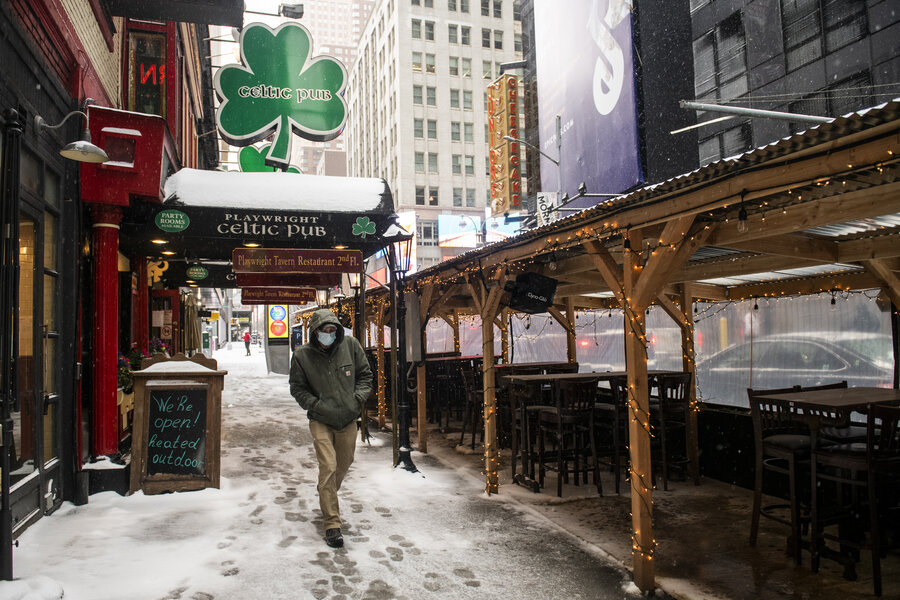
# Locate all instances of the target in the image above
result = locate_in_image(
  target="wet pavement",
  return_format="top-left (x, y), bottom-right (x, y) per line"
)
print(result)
top-left (425, 420), bottom-right (900, 600)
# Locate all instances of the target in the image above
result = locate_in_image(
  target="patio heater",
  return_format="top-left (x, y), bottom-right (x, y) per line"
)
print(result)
top-left (387, 223), bottom-right (416, 472)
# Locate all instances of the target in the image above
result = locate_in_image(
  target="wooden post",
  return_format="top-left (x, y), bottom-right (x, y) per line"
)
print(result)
top-left (416, 285), bottom-right (435, 453)
top-left (376, 302), bottom-right (387, 429)
top-left (500, 308), bottom-right (510, 364)
top-left (679, 286), bottom-right (701, 485)
top-left (451, 310), bottom-right (460, 354)
top-left (565, 296), bottom-right (577, 363)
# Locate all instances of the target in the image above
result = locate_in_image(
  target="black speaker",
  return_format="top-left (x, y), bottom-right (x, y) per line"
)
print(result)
top-left (503, 272), bottom-right (557, 314)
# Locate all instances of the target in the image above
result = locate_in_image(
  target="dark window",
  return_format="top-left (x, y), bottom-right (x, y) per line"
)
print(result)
top-left (781, 0), bottom-right (867, 72)
top-left (481, 0), bottom-right (489, 16)
top-left (482, 28), bottom-right (491, 48)
top-left (428, 187), bottom-right (439, 205)
top-left (698, 122), bottom-right (752, 165)
top-left (128, 31), bottom-right (167, 117)
top-left (787, 71), bottom-right (873, 131)
top-left (692, 12), bottom-right (747, 102)
top-left (415, 185), bottom-right (426, 205)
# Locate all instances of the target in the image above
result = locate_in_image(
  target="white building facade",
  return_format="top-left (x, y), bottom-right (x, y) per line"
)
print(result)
top-left (346, 0), bottom-right (524, 269)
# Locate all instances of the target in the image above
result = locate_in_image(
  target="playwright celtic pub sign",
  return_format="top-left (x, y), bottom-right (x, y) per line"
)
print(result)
top-left (214, 22), bottom-right (348, 169)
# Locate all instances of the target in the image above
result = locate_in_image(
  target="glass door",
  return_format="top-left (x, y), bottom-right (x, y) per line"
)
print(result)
top-left (9, 146), bottom-right (63, 534)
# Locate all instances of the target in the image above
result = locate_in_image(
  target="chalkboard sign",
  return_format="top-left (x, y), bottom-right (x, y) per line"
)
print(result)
top-left (129, 353), bottom-right (226, 495)
top-left (147, 385), bottom-right (207, 476)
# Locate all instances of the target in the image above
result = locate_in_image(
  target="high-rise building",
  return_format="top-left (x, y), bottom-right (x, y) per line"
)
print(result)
top-left (291, 0), bottom-right (375, 175)
top-left (346, 0), bottom-right (526, 269)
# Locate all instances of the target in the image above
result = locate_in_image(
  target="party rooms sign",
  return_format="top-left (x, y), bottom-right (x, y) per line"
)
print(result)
top-left (214, 22), bottom-right (348, 170)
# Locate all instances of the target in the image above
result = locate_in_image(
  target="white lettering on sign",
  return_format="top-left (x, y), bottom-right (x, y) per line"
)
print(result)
top-left (234, 86), bottom-right (333, 104)
top-left (237, 85), bottom-right (293, 99)
top-left (296, 89), bottom-right (333, 103)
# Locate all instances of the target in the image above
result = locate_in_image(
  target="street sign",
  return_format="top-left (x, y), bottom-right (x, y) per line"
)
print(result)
top-left (232, 248), bottom-right (363, 274)
top-left (240, 287), bottom-right (316, 305)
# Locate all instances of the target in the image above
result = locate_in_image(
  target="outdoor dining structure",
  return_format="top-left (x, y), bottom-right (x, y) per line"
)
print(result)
top-left (317, 100), bottom-right (900, 595)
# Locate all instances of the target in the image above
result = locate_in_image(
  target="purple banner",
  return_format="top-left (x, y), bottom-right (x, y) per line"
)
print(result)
top-left (534, 0), bottom-right (643, 211)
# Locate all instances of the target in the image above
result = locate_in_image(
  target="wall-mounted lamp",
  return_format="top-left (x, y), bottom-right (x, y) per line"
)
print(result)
top-left (34, 103), bottom-right (108, 163)
top-left (348, 272), bottom-right (361, 289)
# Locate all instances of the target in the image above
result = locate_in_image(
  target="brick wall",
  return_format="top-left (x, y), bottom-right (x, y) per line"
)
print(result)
top-left (61, 0), bottom-right (122, 107)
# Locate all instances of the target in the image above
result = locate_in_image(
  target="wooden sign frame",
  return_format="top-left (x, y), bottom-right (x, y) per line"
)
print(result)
top-left (129, 353), bottom-right (227, 494)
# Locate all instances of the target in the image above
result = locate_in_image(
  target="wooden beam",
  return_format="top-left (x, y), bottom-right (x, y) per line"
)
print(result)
top-left (583, 240), bottom-right (625, 302)
top-left (676, 253), bottom-right (824, 283)
top-left (633, 216), bottom-right (696, 307)
top-left (719, 233), bottom-right (840, 263)
top-left (375, 301), bottom-right (387, 429)
top-left (838, 232), bottom-right (900, 262)
top-left (621, 230), bottom-right (655, 591)
top-left (706, 181), bottom-right (900, 247)
top-left (862, 259), bottom-right (900, 309)
top-left (678, 285), bottom-right (700, 486)
top-left (565, 296), bottom-right (577, 363)
top-left (726, 270), bottom-right (885, 300)
top-left (416, 285), bottom-right (435, 453)
top-left (547, 305), bottom-right (575, 334)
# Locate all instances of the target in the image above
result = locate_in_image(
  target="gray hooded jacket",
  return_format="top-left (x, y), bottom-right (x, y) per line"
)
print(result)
top-left (289, 309), bottom-right (373, 429)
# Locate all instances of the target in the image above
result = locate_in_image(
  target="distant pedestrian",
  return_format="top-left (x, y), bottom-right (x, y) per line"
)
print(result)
top-left (289, 309), bottom-right (372, 548)
top-left (243, 331), bottom-right (251, 355)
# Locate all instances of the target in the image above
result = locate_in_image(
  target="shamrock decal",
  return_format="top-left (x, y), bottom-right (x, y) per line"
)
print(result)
top-left (239, 145), bottom-right (301, 173)
top-left (214, 22), bottom-right (348, 169)
top-left (352, 217), bottom-right (377, 239)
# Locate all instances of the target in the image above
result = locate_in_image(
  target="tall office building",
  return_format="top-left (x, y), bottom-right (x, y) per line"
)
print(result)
top-left (346, 0), bottom-right (525, 269)
top-left (292, 0), bottom-right (375, 175)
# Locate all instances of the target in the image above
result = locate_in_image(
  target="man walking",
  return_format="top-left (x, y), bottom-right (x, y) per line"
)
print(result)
top-left (243, 331), bottom-right (251, 355)
top-left (289, 309), bottom-right (373, 548)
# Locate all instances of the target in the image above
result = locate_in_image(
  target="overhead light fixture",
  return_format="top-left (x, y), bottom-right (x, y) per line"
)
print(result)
top-left (245, 3), bottom-right (304, 18)
top-left (34, 100), bottom-right (109, 164)
top-left (334, 244), bottom-right (348, 250)
top-left (242, 241), bottom-right (261, 248)
top-left (161, 251), bottom-right (176, 256)
top-left (151, 239), bottom-right (167, 245)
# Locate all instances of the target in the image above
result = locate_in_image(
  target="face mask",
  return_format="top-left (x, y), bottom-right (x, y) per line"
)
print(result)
top-left (317, 331), bottom-right (336, 347)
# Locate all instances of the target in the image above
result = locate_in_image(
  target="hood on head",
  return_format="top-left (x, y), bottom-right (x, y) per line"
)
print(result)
top-left (309, 308), bottom-right (344, 346)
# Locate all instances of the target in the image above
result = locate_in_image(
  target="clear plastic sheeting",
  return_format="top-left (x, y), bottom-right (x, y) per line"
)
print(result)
top-left (694, 292), bottom-right (894, 407)
top-left (404, 291), bottom-right (894, 409)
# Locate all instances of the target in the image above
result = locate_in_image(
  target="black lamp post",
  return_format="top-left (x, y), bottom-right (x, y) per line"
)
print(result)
top-left (387, 227), bottom-right (416, 472)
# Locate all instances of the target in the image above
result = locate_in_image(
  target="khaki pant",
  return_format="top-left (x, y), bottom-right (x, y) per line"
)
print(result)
top-left (309, 419), bottom-right (357, 530)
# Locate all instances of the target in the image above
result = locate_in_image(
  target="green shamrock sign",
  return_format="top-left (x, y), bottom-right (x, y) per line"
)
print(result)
top-left (239, 145), bottom-right (301, 173)
top-left (214, 22), bottom-right (348, 169)
top-left (352, 217), bottom-right (376, 239)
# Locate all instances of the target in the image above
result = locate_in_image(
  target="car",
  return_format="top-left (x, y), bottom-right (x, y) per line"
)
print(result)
top-left (695, 332), bottom-right (894, 407)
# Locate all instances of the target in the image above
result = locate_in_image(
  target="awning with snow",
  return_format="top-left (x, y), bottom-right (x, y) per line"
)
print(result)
top-left (119, 168), bottom-right (400, 272)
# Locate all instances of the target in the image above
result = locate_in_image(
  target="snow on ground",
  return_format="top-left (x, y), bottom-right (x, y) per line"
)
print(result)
top-left (0, 346), bottom-right (637, 600)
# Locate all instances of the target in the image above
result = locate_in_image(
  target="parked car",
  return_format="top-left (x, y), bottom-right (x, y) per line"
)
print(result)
top-left (695, 332), bottom-right (894, 407)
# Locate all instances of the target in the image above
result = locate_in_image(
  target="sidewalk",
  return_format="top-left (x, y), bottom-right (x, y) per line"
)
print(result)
top-left (0, 347), bottom-right (646, 600)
